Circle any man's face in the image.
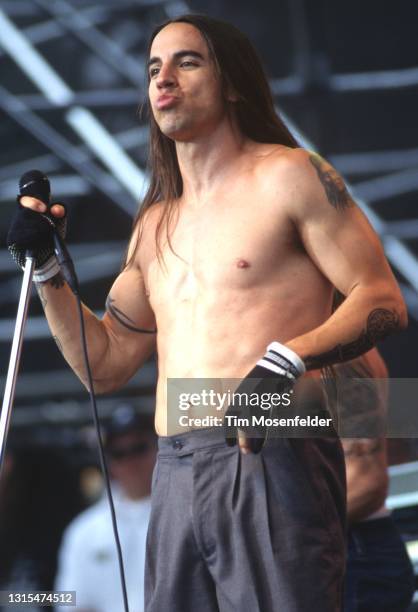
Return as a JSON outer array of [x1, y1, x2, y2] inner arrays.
[[148, 22, 227, 141]]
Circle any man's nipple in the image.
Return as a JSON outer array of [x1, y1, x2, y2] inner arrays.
[[236, 259, 250, 269]]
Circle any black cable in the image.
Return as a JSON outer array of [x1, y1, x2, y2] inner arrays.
[[74, 290, 130, 612], [51, 225, 130, 612]]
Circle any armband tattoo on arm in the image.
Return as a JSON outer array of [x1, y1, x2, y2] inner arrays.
[[105, 296, 157, 334]]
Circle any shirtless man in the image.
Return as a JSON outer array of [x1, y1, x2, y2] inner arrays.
[[8, 14, 407, 612], [336, 348, 414, 611]]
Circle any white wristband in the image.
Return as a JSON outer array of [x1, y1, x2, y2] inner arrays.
[[33, 256, 60, 283], [266, 341, 306, 376]]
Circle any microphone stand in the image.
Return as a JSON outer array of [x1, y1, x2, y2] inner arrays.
[[0, 254, 35, 477], [0, 249, 131, 612]]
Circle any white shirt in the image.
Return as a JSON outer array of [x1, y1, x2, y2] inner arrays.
[[55, 488, 151, 612]]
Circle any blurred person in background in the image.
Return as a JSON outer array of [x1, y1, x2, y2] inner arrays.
[[0, 442, 83, 597], [333, 348, 415, 611], [54, 407, 157, 612]]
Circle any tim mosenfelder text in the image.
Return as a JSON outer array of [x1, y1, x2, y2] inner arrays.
[[177, 414, 333, 428]]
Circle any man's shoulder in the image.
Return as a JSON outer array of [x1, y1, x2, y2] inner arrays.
[[134, 201, 165, 238], [251, 143, 309, 167], [251, 145, 318, 189], [249, 145, 321, 215], [127, 201, 165, 267], [255, 145, 356, 224]]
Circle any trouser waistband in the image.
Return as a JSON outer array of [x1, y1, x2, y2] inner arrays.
[[157, 426, 228, 456]]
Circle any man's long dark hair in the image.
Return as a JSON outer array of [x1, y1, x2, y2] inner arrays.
[[126, 14, 299, 265]]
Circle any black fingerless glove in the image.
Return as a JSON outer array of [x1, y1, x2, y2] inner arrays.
[[224, 341, 306, 453], [7, 202, 67, 283]]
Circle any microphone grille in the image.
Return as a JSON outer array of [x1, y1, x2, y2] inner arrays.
[[19, 170, 51, 205], [19, 170, 49, 192]]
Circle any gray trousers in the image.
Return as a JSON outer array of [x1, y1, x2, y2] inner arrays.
[[145, 427, 346, 612]]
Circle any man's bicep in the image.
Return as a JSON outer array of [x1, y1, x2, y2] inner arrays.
[[295, 152, 395, 295], [102, 264, 157, 343]]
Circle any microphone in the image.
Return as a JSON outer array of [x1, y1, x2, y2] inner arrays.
[[19, 169, 51, 205], [19, 170, 79, 295]]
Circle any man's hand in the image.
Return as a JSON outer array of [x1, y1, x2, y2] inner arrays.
[[19, 196, 65, 217], [224, 342, 305, 454], [7, 195, 67, 282]]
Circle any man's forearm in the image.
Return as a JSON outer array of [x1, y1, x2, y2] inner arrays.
[[35, 272, 110, 390], [286, 285, 407, 370]]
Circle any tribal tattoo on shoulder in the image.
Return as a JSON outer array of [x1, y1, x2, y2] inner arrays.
[[309, 153, 354, 211], [105, 295, 157, 334], [305, 308, 400, 370]]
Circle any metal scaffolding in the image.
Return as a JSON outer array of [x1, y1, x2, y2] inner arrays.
[[0, 0, 416, 420]]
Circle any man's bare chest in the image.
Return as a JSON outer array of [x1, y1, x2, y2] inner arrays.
[[144, 197, 300, 306]]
